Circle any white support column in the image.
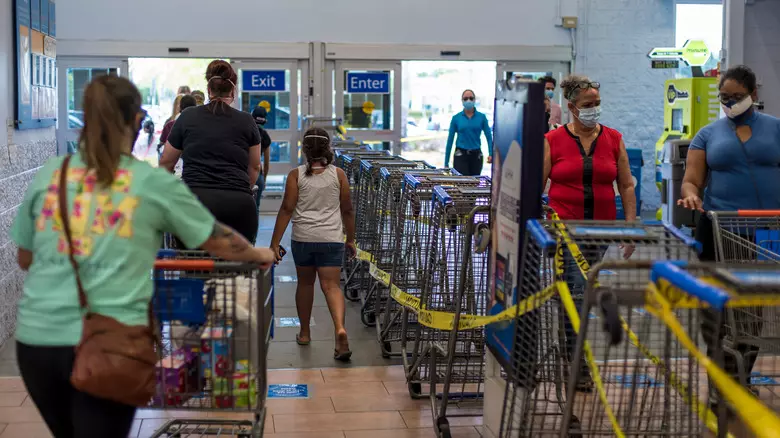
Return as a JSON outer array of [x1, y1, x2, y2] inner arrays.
[[310, 42, 326, 117], [723, 0, 746, 68]]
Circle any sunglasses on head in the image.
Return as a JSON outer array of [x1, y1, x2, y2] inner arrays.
[[566, 81, 600, 99], [462, 96, 475, 101]]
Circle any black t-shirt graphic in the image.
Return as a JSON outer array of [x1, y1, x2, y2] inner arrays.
[[168, 105, 261, 194]]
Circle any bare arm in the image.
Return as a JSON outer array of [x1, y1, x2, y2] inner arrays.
[[199, 222, 274, 265], [262, 147, 271, 185], [616, 140, 637, 221], [542, 139, 551, 189], [679, 149, 708, 211], [248, 144, 261, 187], [270, 169, 299, 257], [338, 168, 356, 244], [159, 142, 182, 173], [17, 248, 32, 271]]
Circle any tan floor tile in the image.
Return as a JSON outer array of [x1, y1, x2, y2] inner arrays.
[[134, 409, 210, 420], [0, 379, 25, 393], [0, 423, 49, 438], [400, 410, 483, 428], [266, 432, 345, 438], [383, 380, 429, 395], [267, 397, 335, 414], [332, 393, 427, 412], [309, 381, 389, 398], [268, 369, 325, 384], [322, 366, 406, 383], [273, 412, 405, 432], [344, 427, 482, 438], [0, 407, 43, 423], [0, 394, 26, 408], [20, 397, 33, 408]]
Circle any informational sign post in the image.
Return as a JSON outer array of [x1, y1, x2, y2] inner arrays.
[[346, 72, 390, 94], [15, 0, 57, 130], [485, 80, 546, 370], [241, 70, 287, 92]]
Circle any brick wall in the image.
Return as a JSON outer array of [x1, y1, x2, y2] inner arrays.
[[576, 0, 675, 211], [744, 0, 780, 117], [0, 0, 58, 344]]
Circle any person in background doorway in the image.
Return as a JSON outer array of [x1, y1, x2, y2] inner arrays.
[[160, 60, 262, 243], [160, 95, 197, 147], [269, 127, 356, 362], [543, 74, 636, 392], [177, 85, 191, 95], [133, 119, 157, 162], [165, 94, 186, 126], [9, 74, 274, 438], [444, 89, 493, 176], [678, 65, 780, 412], [191, 90, 206, 106], [251, 106, 272, 211], [539, 76, 562, 126]]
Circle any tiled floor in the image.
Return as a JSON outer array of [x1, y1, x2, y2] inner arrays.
[[0, 366, 484, 437]]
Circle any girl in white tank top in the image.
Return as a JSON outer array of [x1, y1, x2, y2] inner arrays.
[[269, 128, 356, 361]]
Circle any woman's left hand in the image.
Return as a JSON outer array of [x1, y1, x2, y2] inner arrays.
[[487, 156, 493, 164], [619, 244, 635, 260]]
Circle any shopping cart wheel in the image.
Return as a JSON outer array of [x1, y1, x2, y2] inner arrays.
[[361, 309, 376, 327], [598, 291, 623, 346], [408, 382, 423, 399], [568, 415, 584, 437], [436, 417, 452, 438], [381, 341, 392, 357]]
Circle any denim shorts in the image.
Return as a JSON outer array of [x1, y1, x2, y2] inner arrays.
[[291, 241, 345, 267]]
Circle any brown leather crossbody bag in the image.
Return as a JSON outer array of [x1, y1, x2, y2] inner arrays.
[[58, 155, 157, 406]]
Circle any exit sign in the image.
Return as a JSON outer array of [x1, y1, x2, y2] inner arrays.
[[651, 60, 680, 69]]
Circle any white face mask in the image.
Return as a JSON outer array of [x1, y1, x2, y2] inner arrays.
[[722, 96, 753, 119], [573, 105, 601, 128]]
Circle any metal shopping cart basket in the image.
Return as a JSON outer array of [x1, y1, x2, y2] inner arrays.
[[709, 210, 780, 264], [648, 262, 780, 437], [500, 216, 701, 437], [357, 160, 434, 326], [389, 175, 488, 369], [148, 251, 273, 438], [373, 169, 463, 358], [406, 184, 491, 438]]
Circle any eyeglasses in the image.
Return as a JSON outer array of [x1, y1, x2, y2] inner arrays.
[[565, 81, 600, 99], [462, 96, 475, 101], [718, 93, 747, 104]]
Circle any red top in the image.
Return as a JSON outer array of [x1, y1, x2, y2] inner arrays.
[[546, 125, 622, 220]]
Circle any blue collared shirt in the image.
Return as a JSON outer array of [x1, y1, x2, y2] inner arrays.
[[690, 111, 780, 210], [444, 110, 493, 167]]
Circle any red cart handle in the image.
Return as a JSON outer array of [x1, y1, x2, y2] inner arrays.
[[737, 210, 780, 217], [154, 259, 216, 271]]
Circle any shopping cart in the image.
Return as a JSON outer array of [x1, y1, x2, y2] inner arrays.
[[709, 210, 780, 263], [357, 160, 434, 326], [302, 116, 349, 140], [648, 262, 780, 437], [148, 251, 273, 438], [396, 176, 489, 389], [406, 184, 491, 438], [374, 169, 462, 358], [500, 216, 701, 437]]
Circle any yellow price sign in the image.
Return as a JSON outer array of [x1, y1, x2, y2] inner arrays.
[[259, 100, 271, 113], [362, 101, 375, 115]]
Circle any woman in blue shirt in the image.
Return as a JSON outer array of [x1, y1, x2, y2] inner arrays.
[[678, 65, 780, 411], [444, 89, 493, 175]]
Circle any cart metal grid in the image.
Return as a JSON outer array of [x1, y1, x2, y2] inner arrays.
[[709, 210, 780, 264], [374, 170, 464, 358], [148, 252, 273, 438], [395, 176, 490, 391], [500, 218, 703, 437], [406, 184, 491, 438], [358, 160, 435, 327], [649, 262, 780, 437]]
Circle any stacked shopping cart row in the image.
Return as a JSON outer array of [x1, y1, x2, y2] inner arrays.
[[147, 250, 274, 438], [499, 210, 780, 438], [332, 149, 494, 438]]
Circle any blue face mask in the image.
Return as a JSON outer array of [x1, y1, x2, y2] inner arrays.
[[545, 90, 555, 99], [463, 101, 475, 110]]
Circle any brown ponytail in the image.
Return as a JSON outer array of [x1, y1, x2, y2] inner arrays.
[[205, 60, 237, 114], [301, 127, 333, 176], [77, 75, 142, 187]]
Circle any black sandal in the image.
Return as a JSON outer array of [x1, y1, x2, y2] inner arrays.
[[334, 350, 352, 362]]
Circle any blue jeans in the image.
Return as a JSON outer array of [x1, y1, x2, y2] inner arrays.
[[291, 241, 345, 267]]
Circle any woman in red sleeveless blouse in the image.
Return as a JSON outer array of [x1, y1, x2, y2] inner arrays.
[[542, 75, 636, 392]]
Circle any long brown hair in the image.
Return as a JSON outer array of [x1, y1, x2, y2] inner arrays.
[[166, 94, 185, 124], [205, 60, 237, 114], [301, 127, 333, 176], [77, 75, 142, 187]]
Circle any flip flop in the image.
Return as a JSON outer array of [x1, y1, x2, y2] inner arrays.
[[296, 334, 310, 346], [334, 350, 353, 362]]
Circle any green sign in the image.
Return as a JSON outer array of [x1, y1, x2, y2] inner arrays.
[[651, 60, 680, 69], [648, 40, 710, 67]]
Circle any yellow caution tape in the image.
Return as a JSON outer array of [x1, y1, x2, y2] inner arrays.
[[645, 284, 780, 438], [355, 247, 556, 331], [550, 214, 729, 437]]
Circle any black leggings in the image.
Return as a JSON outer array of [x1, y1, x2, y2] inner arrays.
[[191, 187, 258, 244], [453, 148, 484, 176], [16, 342, 137, 438]]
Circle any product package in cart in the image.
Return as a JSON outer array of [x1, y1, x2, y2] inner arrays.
[[153, 347, 201, 407]]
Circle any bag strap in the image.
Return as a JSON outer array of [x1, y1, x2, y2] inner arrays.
[[58, 155, 91, 311]]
